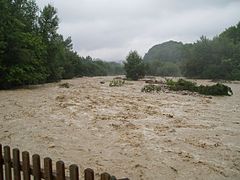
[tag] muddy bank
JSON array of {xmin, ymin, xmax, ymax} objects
[{"xmin": 0, "ymin": 77, "xmax": 240, "ymax": 179}]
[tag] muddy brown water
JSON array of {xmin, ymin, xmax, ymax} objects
[{"xmin": 0, "ymin": 77, "xmax": 240, "ymax": 180}]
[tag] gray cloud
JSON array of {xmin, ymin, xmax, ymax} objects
[{"xmin": 36, "ymin": 0, "xmax": 240, "ymax": 61}]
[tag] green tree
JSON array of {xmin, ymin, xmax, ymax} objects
[
  {"xmin": 124, "ymin": 50, "xmax": 145, "ymax": 80},
  {"xmin": 0, "ymin": 0, "xmax": 48, "ymax": 88},
  {"xmin": 182, "ymin": 31, "xmax": 240, "ymax": 80},
  {"xmin": 1, "ymin": 0, "xmax": 127, "ymax": 88},
  {"xmin": 106, "ymin": 61, "xmax": 125, "ymax": 75},
  {"xmin": 38, "ymin": 4, "xmax": 62, "ymax": 82}
]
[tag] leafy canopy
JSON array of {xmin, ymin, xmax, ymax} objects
[{"xmin": 124, "ymin": 51, "xmax": 145, "ymax": 80}]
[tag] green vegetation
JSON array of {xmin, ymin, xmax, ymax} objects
[
  {"xmin": 144, "ymin": 41, "xmax": 184, "ymax": 76},
  {"xmin": 0, "ymin": 0, "xmax": 124, "ymax": 89},
  {"xmin": 166, "ymin": 79, "xmax": 198, "ymax": 92},
  {"xmin": 144, "ymin": 22, "xmax": 240, "ymax": 80},
  {"xmin": 198, "ymin": 84, "xmax": 233, "ymax": 96},
  {"xmin": 74, "ymin": 57, "xmax": 124, "ymax": 78},
  {"xmin": 141, "ymin": 84, "xmax": 161, "ymax": 93},
  {"xmin": 124, "ymin": 51, "xmax": 145, "ymax": 80},
  {"xmin": 109, "ymin": 79, "xmax": 125, "ymax": 87},
  {"xmin": 166, "ymin": 79, "xmax": 233, "ymax": 96},
  {"xmin": 146, "ymin": 60, "xmax": 181, "ymax": 77}
]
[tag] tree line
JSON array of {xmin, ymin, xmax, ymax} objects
[
  {"xmin": 0, "ymin": 0, "xmax": 124, "ymax": 89},
  {"xmin": 143, "ymin": 22, "xmax": 240, "ymax": 80}
]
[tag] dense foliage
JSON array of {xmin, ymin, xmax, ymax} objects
[
  {"xmin": 124, "ymin": 51, "xmax": 145, "ymax": 80},
  {"xmin": 144, "ymin": 41, "xmax": 185, "ymax": 76},
  {"xmin": 0, "ymin": 0, "xmax": 124, "ymax": 89},
  {"xmin": 166, "ymin": 79, "xmax": 233, "ymax": 96},
  {"xmin": 144, "ymin": 41, "xmax": 185, "ymax": 63},
  {"xmin": 183, "ymin": 34, "xmax": 240, "ymax": 80},
  {"xmin": 198, "ymin": 83, "xmax": 233, "ymax": 96},
  {"xmin": 144, "ymin": 22, "xmax": 240, "ymax": 80}
]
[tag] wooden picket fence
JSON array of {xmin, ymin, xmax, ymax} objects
[{"xmin": 0, "ymin": 144, "xmax": 129, "ymax": 180}]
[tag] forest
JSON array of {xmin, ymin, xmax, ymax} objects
[
  {"xmin": 0, "ymin": 0, "xmax": 124, "ymax": 89},
  {"xmin": 0, "ymin": 0, "xmax": 239, "ymax": 89},
  {"xmin": 144, "ymin": 23, "xmax": 240, "ymax": 80}
]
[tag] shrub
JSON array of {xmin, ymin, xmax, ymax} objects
[
  {"xmin": 109, "ymin": 79, "xmax": 125, "ymax": 87},
  {"xmin": 166, "ymin": 79, "xmax": 198, "ymax": 92},
  {"xmin": 198, "ymin": 83, "xmax": 233, "ymax": 96},
  {"xmin": 141, "ymin": 84, "xmax": 161, "ymax": 93},
  {"xmin": 165, "ymin": 79, "xmax": 233, "ymax": 96}
]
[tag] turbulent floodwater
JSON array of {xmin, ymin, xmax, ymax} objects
[{"xmin": 0, "ymin": 77, "xmax": 240, "ymax": 180}]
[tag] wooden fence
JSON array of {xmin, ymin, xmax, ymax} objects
[{"xmin": 0, "ymin": 144, "xmax": 129, "ymax": 180}]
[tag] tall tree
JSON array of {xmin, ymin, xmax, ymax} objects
[
  {"xmin": 0, "ymin": 0, "xmax": 47, "ymax": 88},
  {"xmin": 38, "ymin": 4, "xmax": 62, "ymax": 82},
  {"xmin": 124, "ymin": 51, "xmax": 145, "ymax": 80}
]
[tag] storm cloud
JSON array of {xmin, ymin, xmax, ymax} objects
[{"xmin": 35, "ymin": 0, "xmax": 240, "ymax": 61}]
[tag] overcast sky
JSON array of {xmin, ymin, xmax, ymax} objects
[{"xmin": 35, "ymin": 0, "xmax": 240, "ymax": 61}]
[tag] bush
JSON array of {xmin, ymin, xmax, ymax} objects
[
  {"xmin": 109, "ymin": 79, "xmax": 125, "ymax": 87},
  {"xmin": 165, "ymin": 79, "xmax": 233, "ymax": 96},
  {"xmin": 166, "ymin": 79, "xmax": 198, "ymax": 92},
  {"xmin": 141, "ymin": 84, "xmax": 161, "ymax": 93},
  {"xmin": 198, "ymin": 83, "xmax": 233, "ymax": 96}
]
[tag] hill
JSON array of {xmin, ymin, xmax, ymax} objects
[
  {"xmin": 143, "ymin": 41, "xmax": 185, "ymax": 63},
  {"xmin": 143, "ymin": 41, "xmax": 185, "ymax": 76},
  {"xmin": 143, "ymin": 21, "xmax": 240, "ymax": 79}
]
